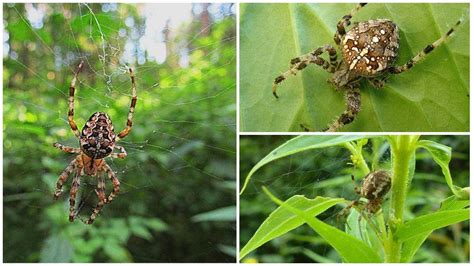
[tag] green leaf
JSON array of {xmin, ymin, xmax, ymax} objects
[
  {"xmin": 394, "ymin": 209, "xmax": 469, "ymax": 242},
  {"xmin": 240, "ymin": 195, "xmax": 344, "ymax": 260},
  {"xmin": 40, "ymin": 235, "xmax": 74, "ymax": 262},
  {"xmin": 191, "ymin": 206, "xmax": 236, "ymax": 222},
  {"xmin": 262, "ymin": 187, "xmax": 382, "ymax": 262},
  {"xmin": 143, "ymin": 218, "xmax": 169, "ymax": 232},
  {"xmin": 417, "ymin": 140, "xmax": 469, "ymax": 199},
  {"xmin": 400, "ymin": 196, "xmax": 469, "ymax": 262},
  {"xmin": 240, "ymin": 3, "xmax": 469, "ymax": 132},
  {"xmin": 240, "ymin": 135, "xmax": 367, "ymax": 194},
  {"xmin": 103, "ymin": 240, "xmax": 131, "ymax": 262}
]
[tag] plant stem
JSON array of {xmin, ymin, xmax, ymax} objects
[
  {"xmin": 343, "ymin": 142, "xmax": 370, "ymax": 175},
  {"xmin": 384, "ymin": 135, "xmax": 419, "ymax": 262}
]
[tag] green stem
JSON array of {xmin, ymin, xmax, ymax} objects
[
  {"xmin": 343, "ymin": 142, "xmax": 370, "ymax": 175},
  {"xmin": 384, "ymin": 135, "xmax": 419, "ymax": 262}
]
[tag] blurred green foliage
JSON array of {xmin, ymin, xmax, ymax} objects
[
  {"xmin": 4, "ymin": 3, "xmax": 236, "ymax": 262},
  {"xmin": 240, "ymin": 136, "xmax": 469, "ymax": 262}
]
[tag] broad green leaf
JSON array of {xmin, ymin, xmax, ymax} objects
[
  {"xmin": 417, "ymin": 140, "xmax": 469, "ymax": 199},
  {"xmin": 394, "ymin": 209, "xmax": 469, "ymax": 242},
  {"xmin": 240, "ymin": 195, "xmax": 344, "ymax": 260},
  {"xmin": 191, "ymin": 206, "xmax": 236, "ymax": 222},
  {"xmin": 240, "ymin": 135, "xmax": 367, "ymax": 193},
  {"xmin": 240, "ymin": 3, "xmax": 469, "ymax": 132},
  {"xmin": 400, "ymin": 196, "xmax": 470, "ymax": 262},
  {"xmin": 262, "ymin": 187, "xmax": 382, "ymax": 262}
]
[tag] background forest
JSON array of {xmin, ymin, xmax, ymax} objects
[{"xmin": 4, "ymin": 3, "xmax": 236, "ymax": 262}]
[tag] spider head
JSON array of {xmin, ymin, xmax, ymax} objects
[{"xmin": 80, "ymin": 112, "xmax": 116, "ymax": 159}]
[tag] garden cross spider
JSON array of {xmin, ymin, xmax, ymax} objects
[
  {"xmin": 272, "ymin": 3, "xmax": 462, "ymax": 132},
  {"xmin": 53, "ymin": 60, "xmax": 137, "ymax": 224},
  {"xmin": 337, "ymin": 170, "xmax": 391, "ymax": 240},
  {"xmin": 345, "ymin": 170, "xmax": 392, "ymax": 215}
]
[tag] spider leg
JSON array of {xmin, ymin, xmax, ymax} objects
[
  {"xmin": 272, "ymin": 45, "xmax": 338, "ymax": 98},
  {"xmin": 69, "ymin": 168, "xmax": 82, "ymax": 222},
  {"xmin": 103, "ymin": 163, "xmax": 120, "ymax": 204},
  {"xmin": 53, "ymin": 158, "xmax": 76, "ymax": 200},
  {"xmin": 68, "ymin": 60, "xmax": 84, "ymax": 138},
  {"xmin": 334, "ymin": 3, "xmax": 367, "ymax": 45},
  {"xmin": 116, "ymin": 67, "xmax": 137, "ymax": 141},
  {"xmin": 109, "ymin": 145, "xmax": 127, "ymax": 159},
  {"xmin": 325, "ymin": 83, "xmax": 361, "ymax": 132},
  {"xmin": 367, "ymin": 74, "xmax": 389, "ymax": 89},
  {"xmin": 53, "ymin": 143, "xmax": 81, "ymax": 154},
  {"xmin": 388, "ymin": 19, "xmax": 461, "ymax": 74},
  {"xmin": 87, "ymin": 175, "xmax": 107, "ymax": 224}
]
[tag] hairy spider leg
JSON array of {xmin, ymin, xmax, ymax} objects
[
  {"xmin": 87, "ymin": 175, "xmax": 107, "ymax": 224},
  {"xmin": 68, "ymin": 60, "xmax": 84, "ymax": 138},
  {"xmin": 53, "ymin": 159, "xmax": 76, "ymax": 200},
  {"xmin": 110, "ymin": 145, "xmax": 127, "ymax": 159},
  {"xmin": 272, "ymin": 45, "xmax": 338, "ymax": 98},
  {"xmin": 69, "ymin": 169, "xmax": 82, "ymax": 222},
  {"xmin": 389, "ymin": 19, "xmax": 462, "ymax": 74},
  {"xmin": 325, "ymin": 84, "xmax": 361, "ymax": 132},
  {"xmin": 53, "ymin": 142, "xmax": 81, "ymax": 154},
  {"xmin": 104, "ymin": 164, "xmax": 121, "ymax": 203},
  {"xmin": 116, "ymin": 67, "xmax": 137, "ymax": 141},
  {"xmin": 334, "ymin": 3, "xmax": 367, "ymax": 45},
  {"xmin": 87, "ymin": 164, "xmax": 121, "ymax": 224}
]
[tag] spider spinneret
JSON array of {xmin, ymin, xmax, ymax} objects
[
  {"xmin": 272, "ymin": 3, "xmax": 462, "ymax": 132},
  {"xmin": 53, "ymin": 60, "xmax": 137, "ymax": 224}
]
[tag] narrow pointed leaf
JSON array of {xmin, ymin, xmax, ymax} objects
[
  {"xmin": 263, "ymin": 187, "xmax": 382, "ymax": 262},
  {"xmin": 240, "ymin": 195, "xmax": 344, "ymax": 260},
  {"xmin": 241, "ymin": 135, "xmax": 367, "ymax": 193}
]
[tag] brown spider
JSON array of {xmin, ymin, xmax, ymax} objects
[
  {"xmin": 343, "ymin": 170, "xmax": 392, "ymax": 217},
  {"xmin": 272, "ymin": 3, "xmax": 462, "ymax": 132},
  {"xmin": 53, "ymin": 60, "xmax": 137, "ymax": 224}
]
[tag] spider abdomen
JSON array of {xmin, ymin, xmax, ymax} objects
[
  {"xmin": 361, "ymin": 170, "xmax": 392, "ymax": 200},
  {"xmin": 80, "ymin": 112, "xmax": 116, "ymax": 159},
  {"xmin": 342, "ymin": 19, "xmax": 399, "ymax": 76}
]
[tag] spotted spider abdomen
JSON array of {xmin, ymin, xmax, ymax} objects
[
  {"xmin": 361, "ymin": 170, "xmax": 391, "ymax": 200},
  {"xmin": 342, "ymin": 19, "xmax": 399, "ymax": 77},
  {"xmin": 80, "ymin": 112, "xmax": 116, "ymax": 159}
]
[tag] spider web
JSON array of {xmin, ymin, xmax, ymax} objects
[
  {"xmin": 3, "ymin": 3, "xmax": 236, "ymax": 263},
  {"xmin": 239, "ymin": 136, "xmax": 393, "ymax": 263}
]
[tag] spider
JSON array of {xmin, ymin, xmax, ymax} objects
[
  {"xmin": 53, "ymin": 60, "xmax": 137, "ymax": 224},
  {"xmin": 338, "ymin": 170, "xmax": 392, "ymax": 238},
  {"xmin": 345, "ymin": 170, "xmax": 392, "ymax": 215},
  {"xmin": 272, "ymin": 3, "xmax": 462, "ymax": 132}
]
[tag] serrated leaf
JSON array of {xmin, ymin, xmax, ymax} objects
[
  {"xmin": 240, "ymin": 3, "xmax": 469, "ymax": 132},
  {"xmin": 240, "ymin": 195, "xmax": 344, "ymax": 260},
  {"xmin": 241, "ymin": 135, "xmax": 367, "ymax": 193}
]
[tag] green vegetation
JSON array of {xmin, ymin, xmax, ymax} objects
[
  {"xmin": 240, "ymin": 136, "xmax": 469, "ymax": 262},
  {"xmin": 240, "ymin": 3, "xmax": 469, "ymax": 132},
  {"xmin": 4, "ymin": 3, "xmax": 236, "ymax": 262}
]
